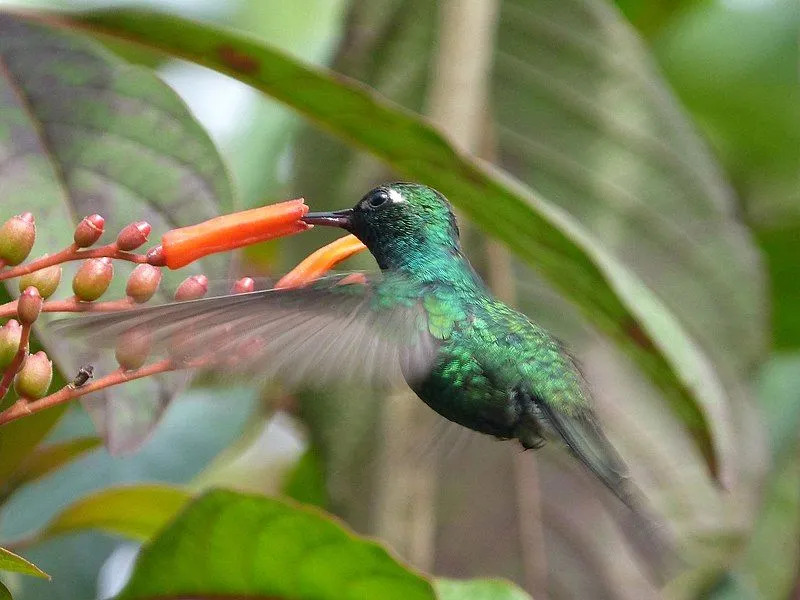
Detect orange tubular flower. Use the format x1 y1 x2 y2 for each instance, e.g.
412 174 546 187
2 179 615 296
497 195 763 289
276 234 367 289
160 199 310 269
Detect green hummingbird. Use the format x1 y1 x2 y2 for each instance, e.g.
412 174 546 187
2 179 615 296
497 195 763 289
61 183 671 575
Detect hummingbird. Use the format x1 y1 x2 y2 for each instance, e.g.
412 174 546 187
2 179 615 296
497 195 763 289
60 183 672 576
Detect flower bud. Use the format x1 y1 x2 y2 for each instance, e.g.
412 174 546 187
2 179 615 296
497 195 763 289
0 319 22 369
17 286 42 325
146 245 166 267
126 264 162 303
0 213 36 266
116 221 151 251
14 351 52 399
115 327 152 370
72 257 113 301
174 274 208 301
18 259 62 299
231 277 255 294
73 214 105 248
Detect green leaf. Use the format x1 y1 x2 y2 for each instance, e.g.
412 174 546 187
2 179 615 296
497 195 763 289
0 579 10 600
0 548 48 580
0 436 100 501
34 484 191 543
41 6 733 482
436 578 533 600
282 446 328 509
116 488 434 600
435 579 532 600
0 11 235 451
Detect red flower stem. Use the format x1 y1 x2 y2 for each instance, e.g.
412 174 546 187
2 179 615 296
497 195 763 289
0 243 147 282
0 297 136 319
0 323 31 402
0 358 176 425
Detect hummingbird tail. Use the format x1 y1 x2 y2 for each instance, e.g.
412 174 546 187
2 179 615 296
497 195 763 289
610 483 683 586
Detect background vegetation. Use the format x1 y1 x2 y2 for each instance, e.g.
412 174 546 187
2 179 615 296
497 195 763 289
0 0 797 598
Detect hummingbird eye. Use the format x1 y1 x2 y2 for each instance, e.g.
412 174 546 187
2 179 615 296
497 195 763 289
366 190 390 208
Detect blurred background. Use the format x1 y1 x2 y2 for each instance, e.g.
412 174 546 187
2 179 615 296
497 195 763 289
0 0 797 599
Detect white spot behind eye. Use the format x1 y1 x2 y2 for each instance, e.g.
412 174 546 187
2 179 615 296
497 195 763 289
387 188 405 204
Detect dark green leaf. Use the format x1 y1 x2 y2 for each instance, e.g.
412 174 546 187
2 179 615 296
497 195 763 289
44 6 729 482
0 548 48 580
0 11 235 450
0 579 10 600
117 488 434 600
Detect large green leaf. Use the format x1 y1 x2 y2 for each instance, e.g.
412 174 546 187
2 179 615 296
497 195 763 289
116 488 435 600
0 12 234 452
32 6 739 483
0 548 47 580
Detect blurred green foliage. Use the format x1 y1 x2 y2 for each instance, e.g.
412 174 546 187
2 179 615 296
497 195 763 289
0 0 796 599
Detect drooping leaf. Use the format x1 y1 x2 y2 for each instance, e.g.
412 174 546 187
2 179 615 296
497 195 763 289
116 488 435 600
0 12 235 451
436 578 533 600
37 5 736 484
33 484 190 543
0 436 100 502
0 548 48 580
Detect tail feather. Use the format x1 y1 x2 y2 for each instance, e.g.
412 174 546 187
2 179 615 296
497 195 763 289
536 399 681 584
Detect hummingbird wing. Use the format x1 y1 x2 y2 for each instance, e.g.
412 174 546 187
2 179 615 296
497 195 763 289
53 273 438 390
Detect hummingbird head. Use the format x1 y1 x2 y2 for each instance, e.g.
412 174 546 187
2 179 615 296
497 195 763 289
302 183 462 271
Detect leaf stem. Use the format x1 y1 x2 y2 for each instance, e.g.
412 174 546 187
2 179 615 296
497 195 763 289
0 242 147 282
0 297 136 320
0 358 175 426
0 323 31 402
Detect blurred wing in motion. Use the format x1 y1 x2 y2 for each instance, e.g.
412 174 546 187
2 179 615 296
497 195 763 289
53 273 438 390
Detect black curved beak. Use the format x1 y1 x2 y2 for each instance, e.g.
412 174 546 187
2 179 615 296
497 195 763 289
301 209 353 230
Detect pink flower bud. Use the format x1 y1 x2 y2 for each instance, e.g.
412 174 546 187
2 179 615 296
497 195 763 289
14 350 52 399
231 277 255 294
126 264 162 303
0 319 22 370
73 214 105 248
18 258 62 299
0 213 36 266
115 327 152 370
116 221 151 251
174 274 208 301
17 286 42 325
72 257 114 301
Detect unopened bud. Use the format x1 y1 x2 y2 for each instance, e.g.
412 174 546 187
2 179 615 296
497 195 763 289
0 319 22 369
126 264 162 303
17 286 42 325
231 277 255 294
116 221 151 251
73 214 105 248
72 257 113 301
115 328 152 370
19 259 62 299
174 274 208 301
146 245 166 267
0 213 36 266
14 351 52 399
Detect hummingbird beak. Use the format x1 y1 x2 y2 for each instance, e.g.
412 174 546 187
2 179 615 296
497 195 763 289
301 209 354 230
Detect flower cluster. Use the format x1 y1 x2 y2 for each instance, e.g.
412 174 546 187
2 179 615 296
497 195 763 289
0 205 366 427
